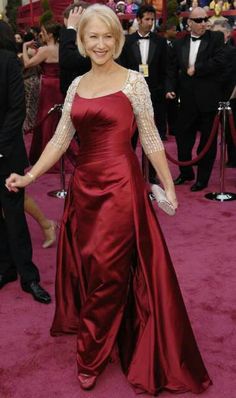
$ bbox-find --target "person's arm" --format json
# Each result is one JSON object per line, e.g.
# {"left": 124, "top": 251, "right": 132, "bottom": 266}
{"left": 125, "top": 72, "right": 178, "bottom": 209}
{"left": 0, "top": 53, "right": 26, "bottom": 158}
{"left": 60, "top": 7, "right": 91, "bottom": 72}
{"left": 22, "top": 42, "right": 47, "bottom": 68}
{"left": 5, "top": 78, "right": 80, "bottom": 191}
{"left": 59, "top": 27, "right": 78, "bottom": 69}
{"left": 59, "top": 26, "right": 91, "bottom": 72}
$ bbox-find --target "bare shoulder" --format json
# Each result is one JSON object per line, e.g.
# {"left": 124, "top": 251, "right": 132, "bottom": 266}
{"left": 37, "top": 45, "right": 48, "bottom": 54}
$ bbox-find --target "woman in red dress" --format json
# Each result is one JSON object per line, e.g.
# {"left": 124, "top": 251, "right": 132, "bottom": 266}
{"left": 6, "top": 5, "right": 211, "bottom": 395}
{"left": 22, "top": 21, "right": 63, "bottom": 167}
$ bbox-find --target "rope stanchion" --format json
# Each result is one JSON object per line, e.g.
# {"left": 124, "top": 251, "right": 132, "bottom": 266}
{"left": 47, "top": 154, "right": 67, "bottom": 199}
{"left": 143, "top": 98, "right": 236, "bottom": 203}
{"left": 45, "top": 104, "right": 68, "bottom": 199}
{"left": 205, "top": 101, "right": 236, "bottom": 202}
{"left": 143, "top": 109, "right": 220, "bottom": 202}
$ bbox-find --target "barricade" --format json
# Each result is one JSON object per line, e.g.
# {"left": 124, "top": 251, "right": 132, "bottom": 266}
{"left": 144, "top": 99, "right": 236, "bottom": 203}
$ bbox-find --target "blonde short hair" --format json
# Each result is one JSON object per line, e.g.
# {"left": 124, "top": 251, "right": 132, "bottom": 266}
{"left": 77, "top": 4, "right": 125, "bottom": 59}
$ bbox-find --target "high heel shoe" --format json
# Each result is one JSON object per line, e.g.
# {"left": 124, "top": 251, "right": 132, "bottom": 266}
{"left": 42, "top": 220, "right": 57, "bottom": 249}
{"left": 78, "top": 373, "right": 97, "bottom": 390}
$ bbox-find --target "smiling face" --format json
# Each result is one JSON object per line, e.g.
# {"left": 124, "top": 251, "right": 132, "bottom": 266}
{"left": 82, "top": 16, "right": 116, "bottom": 66}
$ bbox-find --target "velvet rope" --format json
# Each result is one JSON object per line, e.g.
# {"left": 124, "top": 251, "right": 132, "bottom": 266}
{"left": 165, "top": 112, "right": 221, "bottom": 167}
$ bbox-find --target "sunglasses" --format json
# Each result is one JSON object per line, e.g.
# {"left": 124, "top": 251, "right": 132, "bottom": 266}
{"left": 189, "top": 17, "right": 209, "bottom": 23}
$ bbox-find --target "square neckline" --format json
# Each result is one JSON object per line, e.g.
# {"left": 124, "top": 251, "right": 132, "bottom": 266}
{"left": 75, "top": 69, "right": 130, "bottom": 100}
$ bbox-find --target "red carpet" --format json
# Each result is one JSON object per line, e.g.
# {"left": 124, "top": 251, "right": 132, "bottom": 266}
{"left": 1, "top": 136, "right": 236, "bottom": 397}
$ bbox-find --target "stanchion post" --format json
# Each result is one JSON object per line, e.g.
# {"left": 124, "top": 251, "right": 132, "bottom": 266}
{"left": 142, "top": 149, "right": 149, "bottom": 182}
{"left": 48, "top": 155, "right": 67, "bottom": 199}
{"left": 47, "top": 105, "right": 68, "bottom": 199}
{"left": 142, "top": 150, "right": 157, "bottom": 201}
{"left": 219, "top": 101, "right": 228, "bottom": 193}
{"left": 60, "top": 154, "right": 66, "bottom": 192}
{"left": 205, "top": 101, "right": 236, "bottom": 202}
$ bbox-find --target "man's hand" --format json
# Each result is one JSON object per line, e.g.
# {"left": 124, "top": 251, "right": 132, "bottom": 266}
{"left": 166, "top": 92, "right": 176, "bottom": 100}
{"left": 187, "top": 66, "right": 195, "bottom": 76}
{"left": 67, "top": 6, "right": 84, "bottom": 30}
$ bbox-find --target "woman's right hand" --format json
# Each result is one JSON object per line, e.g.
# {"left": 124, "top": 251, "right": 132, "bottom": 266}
{"left": 5, "top": 173, "right": 31, "bottom": 192}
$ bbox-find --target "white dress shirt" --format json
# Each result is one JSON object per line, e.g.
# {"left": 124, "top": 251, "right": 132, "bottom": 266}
{"left": 137, "top": 32, "right": 150, "bottom": 65}
{"left": 188, "top": 37, "right": 201, "bottom": 67}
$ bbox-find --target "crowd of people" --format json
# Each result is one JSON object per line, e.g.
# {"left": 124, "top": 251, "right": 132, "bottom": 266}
{"left": 0, "top": 0, "right": 236, "bottom": 395}
{"left": 178, "top": 0, "right": 236, "bottom": 13}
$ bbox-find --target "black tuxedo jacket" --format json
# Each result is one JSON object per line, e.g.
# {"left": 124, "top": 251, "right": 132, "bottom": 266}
{"left": 119, "top": 31, "right": 167, "bottom": 100}
{"left": 0, "top": 49, "right": 28, "bottom": 175}
{"left": 166, "top": 30, "right": 225, "bottom": 113}
{"left": 59, "top": 27, "right": 91, "bottom": 97}
{"left": 221, "top": 42, "right": 236, "bottom": 101}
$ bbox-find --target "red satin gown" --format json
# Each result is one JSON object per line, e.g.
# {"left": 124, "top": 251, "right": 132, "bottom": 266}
{"left": 51, "top": 87, "right": 211, "bottom": 395}
{"left": 29, "top": 62, "right": 63, "bottom": 169}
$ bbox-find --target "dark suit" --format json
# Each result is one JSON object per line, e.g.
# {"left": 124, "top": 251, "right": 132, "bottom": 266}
{"left": 119, "top": 31, "right": 167, "bottom": 182}
{"left": 221, "top": 42, "right": 236, "bottom": 164}
{"left": 59, "top": 27, "right": 91, "bottom": 97}
{"left": 120, "top": 31, "right": 167, "bottom": 138}
{"left": 0, "top": 49, "right": 39, "bottom": 284}
{"left": 166, "top": 30, "right": 225, "bottom": 184}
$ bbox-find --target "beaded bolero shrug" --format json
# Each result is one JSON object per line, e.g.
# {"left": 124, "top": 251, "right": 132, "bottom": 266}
{"left": 49, "top": 69, "right": 164, "bottom": 154}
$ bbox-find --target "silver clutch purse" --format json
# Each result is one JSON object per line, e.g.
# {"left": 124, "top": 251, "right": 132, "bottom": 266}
{"left": 150, "top": 184, "right": 175, "bottom": 216}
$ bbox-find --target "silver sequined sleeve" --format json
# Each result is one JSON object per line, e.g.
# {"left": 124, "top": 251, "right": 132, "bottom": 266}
{"left": 49, "top": 77, "right": 81, "bottom": 152}
{"left": 123, "top": 70, "right": 164, "bottom": 154}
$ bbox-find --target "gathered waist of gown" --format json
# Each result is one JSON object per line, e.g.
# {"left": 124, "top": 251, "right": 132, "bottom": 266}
{"left": 76, "top": 142, "right": 135, "bottom": 165}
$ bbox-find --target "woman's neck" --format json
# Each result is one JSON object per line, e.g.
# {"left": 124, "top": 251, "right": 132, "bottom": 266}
{"left": 47, "top": 37, "right": 57, "bottom": 46}
{"left": 90, "top": 60, "right": 119, "bottom": 78}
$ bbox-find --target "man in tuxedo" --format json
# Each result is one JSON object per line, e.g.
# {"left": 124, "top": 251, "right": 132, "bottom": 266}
{"left": 0, "top": 24, "right": 51, "bottom": 304}
{"left": 211, "top": 20, "right": 236, "bottom": 167}
{"left": 59, "top": 3, "right": 91, "bottom": 97}
{"left": 119, "top": 4, "right": 167, "bottom": 184}
{"left": 166, "top": 7, "right": 225, "bottom": 191}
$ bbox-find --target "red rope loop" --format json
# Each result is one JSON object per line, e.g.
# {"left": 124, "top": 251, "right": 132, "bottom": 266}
{"left": 165, "top": 112, "right": 220, "bottom": 166}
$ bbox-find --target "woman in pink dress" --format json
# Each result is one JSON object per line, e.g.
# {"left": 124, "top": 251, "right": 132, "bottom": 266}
{"left": 22, "top": 21, "right": 63, "bottom": 167}
{"left": 6, "top": 5, "right": 211, "bottom": 395}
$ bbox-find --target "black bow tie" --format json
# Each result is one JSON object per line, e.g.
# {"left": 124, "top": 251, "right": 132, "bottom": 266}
{"left": 191, "top": 36, "right": 202, "bottom": 41}
{"left": 139, "top": 35, "right": 150, "bottom": 40}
